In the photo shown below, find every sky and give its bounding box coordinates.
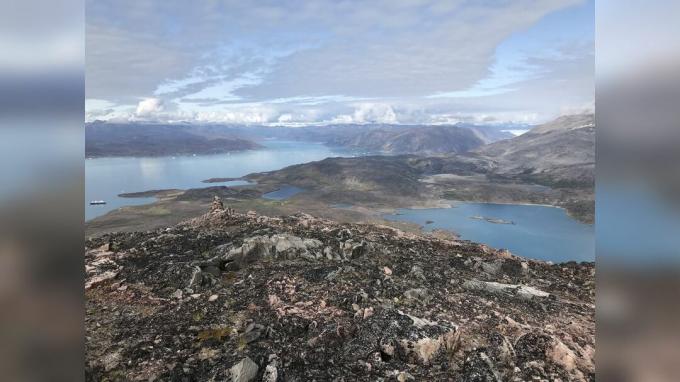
[85,0,594,126]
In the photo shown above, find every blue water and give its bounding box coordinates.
[384,202,594,263]
[597,182,680,265]
[263,185,305,200]
[85,140,352,221]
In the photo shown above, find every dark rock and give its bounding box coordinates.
[515,332,553,364]
[85,210,594,381]
[201,264,221,277]
[461,350,502,382]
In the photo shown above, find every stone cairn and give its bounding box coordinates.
[211,195,224,212]
[211,195,234,215]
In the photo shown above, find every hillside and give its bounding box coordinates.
[85,122,262,157]
[85,208,594,381]
[238,114,595,223]
[84,121,516,157]
[326,125,490,155]
[247,156,426,200]
[474,114,595,188]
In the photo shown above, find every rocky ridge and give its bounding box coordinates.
[85,208,594,381]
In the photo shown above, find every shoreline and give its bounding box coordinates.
[395,199,592,225]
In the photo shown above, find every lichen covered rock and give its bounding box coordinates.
[85,210,595,381]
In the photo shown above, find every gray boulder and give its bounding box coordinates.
[230,357,258,382]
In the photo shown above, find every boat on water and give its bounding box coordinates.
[89,200,107,205]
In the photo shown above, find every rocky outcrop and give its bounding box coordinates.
[463,279,551,301]
[342,308,459,366]
[229,356,258,382]
[85,210,595,381]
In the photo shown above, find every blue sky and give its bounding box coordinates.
[86,0,594,125]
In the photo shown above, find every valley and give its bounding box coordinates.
[86,114,595,262]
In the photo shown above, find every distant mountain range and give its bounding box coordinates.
[323,124,512,155]
[85,120,517,157]
[85,122,263,157]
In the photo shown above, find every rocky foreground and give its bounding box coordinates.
[85,209,595,381]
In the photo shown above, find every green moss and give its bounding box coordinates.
[197,326,232,341]
[221,272,238,283]
[237,336,248,351]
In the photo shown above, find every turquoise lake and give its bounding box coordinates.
[263,185,305,200]
[384,202,594,263]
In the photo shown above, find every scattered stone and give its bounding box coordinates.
[403,288,428,301]
[171,289,183,299]
[85,270,118,290]
[101,350,122,372]
[480,261,502,275]
[463,279,550,301]
[208,294,218,302]
[85,210,594,381]
[262,363,278,382]
[341,239,367,259]
[230,357,258,382]
[397,371,414,381]
[409,265,426,281]
[344,308,458,366]
[547,338,578,372]
[323,246,334,260]
[461,350,502,382]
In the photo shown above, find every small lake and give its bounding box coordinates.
[85,140,352,221]
[263,185,305,200]
[384,202,594,263]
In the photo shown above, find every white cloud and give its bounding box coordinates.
[135,98,164,117]
[193,106,278,124]
[277,113,293,123]
[86,0,592,125]
[86,97,553,126]
[328,114,354,124]
[352,103,398,124]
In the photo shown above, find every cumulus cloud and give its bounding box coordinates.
[327,114,354,124]
[352,103,398,124]
[277,113,293,123]
[135,98,164,117]
[86,96,557,126]
[193,106,278,124]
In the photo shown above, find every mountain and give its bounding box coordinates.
[474,113,595,188]
[239,114,595,222]
[247,155,428,204]
[85,121,516,157]
[85,122,263,157]
[85,208,594,381]
[325,125,490,155]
